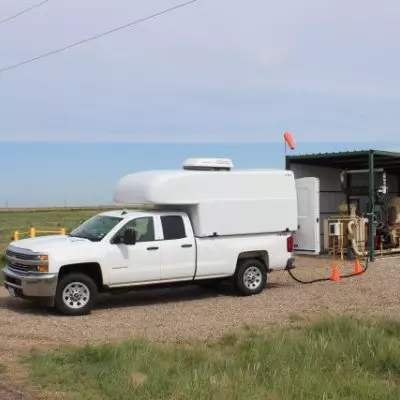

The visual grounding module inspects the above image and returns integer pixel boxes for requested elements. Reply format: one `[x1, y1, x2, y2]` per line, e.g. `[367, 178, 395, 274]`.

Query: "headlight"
[36, 254, 49, 272]
[37, 264, 49, 273]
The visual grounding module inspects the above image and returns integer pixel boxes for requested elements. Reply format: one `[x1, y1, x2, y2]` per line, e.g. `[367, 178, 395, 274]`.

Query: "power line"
[0, 0, 49, 26]
[0, 0, 201, 74]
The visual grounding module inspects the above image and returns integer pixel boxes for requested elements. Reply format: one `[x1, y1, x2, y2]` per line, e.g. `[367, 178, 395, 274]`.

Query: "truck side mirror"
[124, 227, 136, 245]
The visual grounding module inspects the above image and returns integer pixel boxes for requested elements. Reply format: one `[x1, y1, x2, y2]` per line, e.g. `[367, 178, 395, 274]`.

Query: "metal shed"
[286, 149, 400, 261]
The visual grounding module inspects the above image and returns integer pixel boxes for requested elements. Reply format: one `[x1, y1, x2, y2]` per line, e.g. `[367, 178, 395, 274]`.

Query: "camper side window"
[161, 215, 186, 240]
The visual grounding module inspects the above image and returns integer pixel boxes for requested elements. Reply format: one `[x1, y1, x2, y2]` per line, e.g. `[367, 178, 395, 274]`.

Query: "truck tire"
[54, 273, 98, 316]
[234, 259, 267, 296]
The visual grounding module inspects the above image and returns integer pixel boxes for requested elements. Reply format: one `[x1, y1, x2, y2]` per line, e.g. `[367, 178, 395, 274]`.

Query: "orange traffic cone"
[331, 264, 340, 281]
[354, 259, 362, 274]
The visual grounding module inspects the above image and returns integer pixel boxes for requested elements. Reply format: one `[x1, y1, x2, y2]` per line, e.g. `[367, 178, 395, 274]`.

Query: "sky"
[1, 0, 400, 206]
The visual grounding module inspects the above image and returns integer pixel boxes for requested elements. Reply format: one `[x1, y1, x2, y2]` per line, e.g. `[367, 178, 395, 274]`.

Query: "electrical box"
[329, 222, 340, 237]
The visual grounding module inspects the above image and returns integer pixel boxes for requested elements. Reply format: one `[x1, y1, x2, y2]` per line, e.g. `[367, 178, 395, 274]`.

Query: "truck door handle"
[147, 246, 159, 251]
[181, 244, 193, 248]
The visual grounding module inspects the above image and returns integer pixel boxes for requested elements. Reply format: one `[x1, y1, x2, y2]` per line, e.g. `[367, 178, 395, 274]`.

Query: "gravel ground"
[0, 256, 399, 399]
[0, 257, 399, 350]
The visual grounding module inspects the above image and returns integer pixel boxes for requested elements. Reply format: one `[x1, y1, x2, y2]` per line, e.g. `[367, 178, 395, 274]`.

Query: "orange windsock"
[284, 131, 295, 150]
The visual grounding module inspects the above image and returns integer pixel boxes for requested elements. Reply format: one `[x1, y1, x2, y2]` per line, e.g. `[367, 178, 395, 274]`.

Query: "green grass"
[0, 208, 111, 284]
[0, 364, 6, 374]
[0, 206, 148, 253]
[0, 209, 102, 254]
[22, 316, 400, 400]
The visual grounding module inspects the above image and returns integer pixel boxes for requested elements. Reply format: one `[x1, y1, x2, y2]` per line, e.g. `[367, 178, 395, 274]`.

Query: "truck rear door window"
[161, 216, 186, 240]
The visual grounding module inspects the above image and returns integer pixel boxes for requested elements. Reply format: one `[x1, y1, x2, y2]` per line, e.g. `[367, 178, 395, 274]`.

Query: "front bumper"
[3, 266, 58, 298]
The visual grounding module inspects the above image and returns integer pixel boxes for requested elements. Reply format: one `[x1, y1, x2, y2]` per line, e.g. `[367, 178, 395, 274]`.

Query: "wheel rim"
[62, 282, 90, 310]
[243, 266, 263, 290]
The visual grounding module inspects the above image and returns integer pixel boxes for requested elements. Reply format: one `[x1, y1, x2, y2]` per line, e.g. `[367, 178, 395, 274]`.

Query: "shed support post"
[285, 157, 290, 171]
[346, 173, 353, 258]
[368, 151, 375, 262]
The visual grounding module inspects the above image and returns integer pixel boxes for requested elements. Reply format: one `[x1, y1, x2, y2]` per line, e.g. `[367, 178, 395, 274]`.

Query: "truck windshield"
[69, 215, 123, 242]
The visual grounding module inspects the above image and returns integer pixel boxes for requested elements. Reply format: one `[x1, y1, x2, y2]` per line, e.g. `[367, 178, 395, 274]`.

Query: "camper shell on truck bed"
[114, 169, 298, 237]
[4, 158, 310, 316]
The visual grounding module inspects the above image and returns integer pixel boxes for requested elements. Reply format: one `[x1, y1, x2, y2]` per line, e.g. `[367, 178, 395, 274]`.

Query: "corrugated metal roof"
[286, 149, 400, 160]
[286, 149, 400, 171]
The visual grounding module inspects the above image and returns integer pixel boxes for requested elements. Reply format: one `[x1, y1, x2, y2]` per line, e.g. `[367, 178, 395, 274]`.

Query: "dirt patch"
[0, 383, 28, 400]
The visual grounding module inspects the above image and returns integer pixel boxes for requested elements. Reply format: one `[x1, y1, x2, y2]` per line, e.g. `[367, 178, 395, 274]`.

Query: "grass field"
[0, 208, 107, 284]
[22, 315, 400, 400]
[0, 208, 102, 255]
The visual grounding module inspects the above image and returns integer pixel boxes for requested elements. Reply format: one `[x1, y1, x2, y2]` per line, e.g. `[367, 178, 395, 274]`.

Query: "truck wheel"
[54, 273, 98, 316]
[234, 259, 267, 296]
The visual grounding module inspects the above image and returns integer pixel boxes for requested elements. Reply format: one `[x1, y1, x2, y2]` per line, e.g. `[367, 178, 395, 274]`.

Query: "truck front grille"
[5, 248, 41, 273]
[6, 249, 38, 261]
[8, 263, 31, 273]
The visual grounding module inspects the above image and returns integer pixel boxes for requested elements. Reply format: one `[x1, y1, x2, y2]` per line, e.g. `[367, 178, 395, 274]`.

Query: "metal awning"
[286, 150, 400, 173]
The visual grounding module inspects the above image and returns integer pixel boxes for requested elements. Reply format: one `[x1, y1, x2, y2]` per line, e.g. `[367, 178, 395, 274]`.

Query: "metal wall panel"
[290, 164, 344, 252]
[290, 164, 342, 191]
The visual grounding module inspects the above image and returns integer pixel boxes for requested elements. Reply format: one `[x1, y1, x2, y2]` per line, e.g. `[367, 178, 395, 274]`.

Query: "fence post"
[13, 231, 19, 241]
[60, 228, 66, 235]
[29, 227, 36, 238]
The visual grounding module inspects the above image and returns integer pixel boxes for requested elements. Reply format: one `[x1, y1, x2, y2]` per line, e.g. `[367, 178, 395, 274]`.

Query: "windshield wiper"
[68, 233, 90, 240]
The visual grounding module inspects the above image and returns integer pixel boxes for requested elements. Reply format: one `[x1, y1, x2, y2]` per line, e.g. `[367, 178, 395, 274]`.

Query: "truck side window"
[161, 215, 186, 240]
[116, 217, 155, 243]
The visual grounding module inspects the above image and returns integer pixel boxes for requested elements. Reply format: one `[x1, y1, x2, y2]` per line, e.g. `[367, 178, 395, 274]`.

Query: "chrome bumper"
[3, 266, 58, 297]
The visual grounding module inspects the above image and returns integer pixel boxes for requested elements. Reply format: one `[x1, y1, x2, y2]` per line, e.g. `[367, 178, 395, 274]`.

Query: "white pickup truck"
[3, 209, 295, 315]
[3, 158, 314, 316]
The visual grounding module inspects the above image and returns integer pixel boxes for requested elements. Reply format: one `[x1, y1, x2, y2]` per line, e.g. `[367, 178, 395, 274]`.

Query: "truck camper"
[3, 158, 319, 315]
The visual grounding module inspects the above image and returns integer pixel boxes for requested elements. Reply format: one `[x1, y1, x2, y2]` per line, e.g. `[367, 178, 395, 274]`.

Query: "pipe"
[350, 168, 384, 174]
[340, 168, 385, 188]
[348, 219, 369, 257]
[343, 168, 384, 175]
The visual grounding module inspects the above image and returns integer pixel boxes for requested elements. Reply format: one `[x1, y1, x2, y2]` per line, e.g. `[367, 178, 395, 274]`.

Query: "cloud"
[0, 131, 390, 143]
[1, 0, 400, 143]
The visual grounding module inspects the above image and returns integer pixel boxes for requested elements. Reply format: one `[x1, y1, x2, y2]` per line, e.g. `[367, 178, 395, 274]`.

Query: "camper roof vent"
[182, 158, 234, 171]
